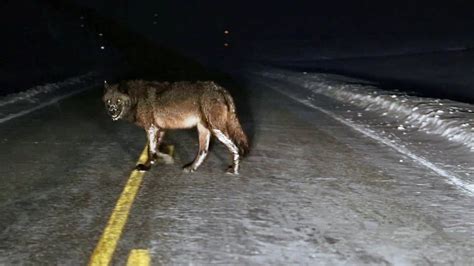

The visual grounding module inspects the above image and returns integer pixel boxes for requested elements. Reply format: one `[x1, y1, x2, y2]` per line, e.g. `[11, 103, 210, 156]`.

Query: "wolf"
[103, 80, 249, 175]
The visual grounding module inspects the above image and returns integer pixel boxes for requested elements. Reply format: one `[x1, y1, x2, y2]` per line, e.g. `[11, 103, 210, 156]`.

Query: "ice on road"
[0, 68, 474, 264]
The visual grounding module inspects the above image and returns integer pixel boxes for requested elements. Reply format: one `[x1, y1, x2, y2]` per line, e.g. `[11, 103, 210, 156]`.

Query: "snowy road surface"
[1, 68, 474, 265]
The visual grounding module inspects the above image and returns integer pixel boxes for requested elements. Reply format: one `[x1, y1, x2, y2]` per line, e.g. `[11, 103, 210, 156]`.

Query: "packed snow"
[0, 72, 102, 123]
[0, 72, 98, 108]
[255, 68, 474, 151]
[248, 65, 474, 194]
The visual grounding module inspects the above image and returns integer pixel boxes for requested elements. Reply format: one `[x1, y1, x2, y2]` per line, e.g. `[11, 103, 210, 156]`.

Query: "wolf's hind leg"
[183, 123, 211, 173]
[212, 129, 240, 175]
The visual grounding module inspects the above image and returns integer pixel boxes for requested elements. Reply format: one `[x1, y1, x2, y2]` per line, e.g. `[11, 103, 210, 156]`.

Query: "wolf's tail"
[222, 89, 249, 156]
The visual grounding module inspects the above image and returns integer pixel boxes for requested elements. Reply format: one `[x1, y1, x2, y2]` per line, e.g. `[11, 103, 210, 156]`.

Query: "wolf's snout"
[107, 104, 120, 117]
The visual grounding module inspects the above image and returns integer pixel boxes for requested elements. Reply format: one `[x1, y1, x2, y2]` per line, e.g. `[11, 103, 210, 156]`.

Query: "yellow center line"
[127, 249, 151, 266]
[88, 146, 149, 266]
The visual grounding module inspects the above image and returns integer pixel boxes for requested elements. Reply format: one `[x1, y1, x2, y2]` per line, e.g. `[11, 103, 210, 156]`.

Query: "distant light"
[98, 33, 103, 36]
[100, 46, 105, 50]
[224, 43, 229, 47]
[224, 30, 229, 35]
[153, 21, 157, 25]
[80, 24, 84, 28]
[154, 13, 158, 17]
[80, 16, 84, 20]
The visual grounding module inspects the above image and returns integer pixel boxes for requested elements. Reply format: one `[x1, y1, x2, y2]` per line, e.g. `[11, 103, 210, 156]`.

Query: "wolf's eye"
[107, 99, 111, 104]
[117, 99, 121, 103]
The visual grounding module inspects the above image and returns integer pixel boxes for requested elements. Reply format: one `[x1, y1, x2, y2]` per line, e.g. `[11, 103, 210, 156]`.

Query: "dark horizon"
[2, 0, 474, 101]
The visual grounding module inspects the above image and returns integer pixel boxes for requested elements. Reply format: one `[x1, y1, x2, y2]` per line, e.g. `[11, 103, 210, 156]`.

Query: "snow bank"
[256, 68, 474, 151]
[0, 72, 98, 108]
[0, 71, 102, 124]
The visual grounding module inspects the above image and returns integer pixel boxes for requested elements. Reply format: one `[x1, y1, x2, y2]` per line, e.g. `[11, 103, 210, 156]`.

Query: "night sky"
[3, 0, 474, 58]
[62, 0, 474, 46]
[2, 0, 474, 98]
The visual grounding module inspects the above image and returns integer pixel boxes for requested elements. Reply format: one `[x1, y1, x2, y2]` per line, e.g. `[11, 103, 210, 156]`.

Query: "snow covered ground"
[0, 72, 102, 124]
[1, 60, 474, 264]
[2, 27, 474, 262]
[2, 72, 474, 264]
[247, 65, 474, 195]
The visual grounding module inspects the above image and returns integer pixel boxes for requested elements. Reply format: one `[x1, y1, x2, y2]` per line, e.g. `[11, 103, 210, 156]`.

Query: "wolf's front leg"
[136, 125, 160, 172]
[153, 131, 174, 165]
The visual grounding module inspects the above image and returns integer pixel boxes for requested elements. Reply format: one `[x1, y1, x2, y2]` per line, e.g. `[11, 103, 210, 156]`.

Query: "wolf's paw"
[150, 154, 158, 165]
[135, 164, 151, 172]
[182, 165, 196, 173]
[226, 166, 239, 175]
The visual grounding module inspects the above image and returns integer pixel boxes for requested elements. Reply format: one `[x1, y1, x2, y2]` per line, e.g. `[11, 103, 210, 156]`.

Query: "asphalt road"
[1, 74, 474, 265]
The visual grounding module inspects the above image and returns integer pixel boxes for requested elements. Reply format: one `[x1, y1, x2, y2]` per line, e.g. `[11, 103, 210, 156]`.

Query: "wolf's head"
[103, 81, 132, 121]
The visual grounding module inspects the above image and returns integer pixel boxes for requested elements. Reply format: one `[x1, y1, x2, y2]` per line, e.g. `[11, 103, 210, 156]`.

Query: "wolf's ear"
[104, 80, 111, 93]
